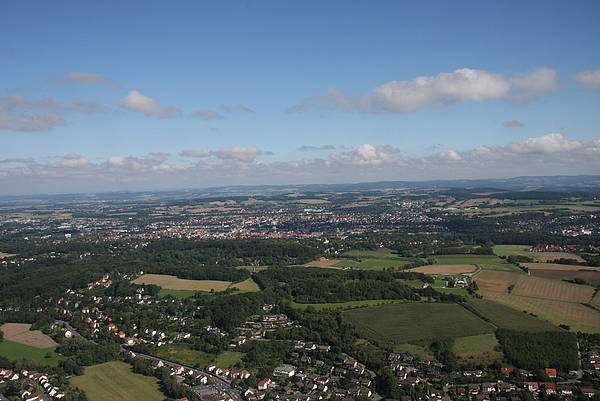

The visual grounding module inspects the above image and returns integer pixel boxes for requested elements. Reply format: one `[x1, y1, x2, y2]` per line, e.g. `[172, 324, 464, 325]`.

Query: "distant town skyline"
[2, 1, 600, 195]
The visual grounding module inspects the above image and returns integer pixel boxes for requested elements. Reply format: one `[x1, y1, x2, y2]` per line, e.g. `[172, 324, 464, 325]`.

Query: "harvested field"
[474, 271, 520, 293]
[523, 263, 597, 271]
[131, 274, 231, 292]
[483, 292, 600, 332]
[511, 275, 594, 303]
[530, 270, 600, 286]
[591, 292, 600, 308]
[0, 252, 16, 258]
[526, 252, 585, 263]
[408, 264, 477, 274]
[0, 323, 58, 348]
[304, 259, 342, 268]
[230, 278, 260, 292]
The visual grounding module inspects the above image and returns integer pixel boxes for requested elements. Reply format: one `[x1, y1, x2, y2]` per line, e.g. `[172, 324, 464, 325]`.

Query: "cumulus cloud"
[573, 69, 600, 91]
[192, 110, 224, 120]
[180, 149, 212, 158]
[0, 94, 105, 114]
[2, 134, 598, 195]
[0, 109, 65, 131]
[298, 145, 336, 151]
[503, 120, 525, 128]
[222, 104, 254, 113]
[506, 133, 582, 154]
[214, 147, 262, 162]
[510, 67, 561, 102]
[288, 67, 564, 114]
[118, 90, 181, 117]
[49, 72, 121, 90]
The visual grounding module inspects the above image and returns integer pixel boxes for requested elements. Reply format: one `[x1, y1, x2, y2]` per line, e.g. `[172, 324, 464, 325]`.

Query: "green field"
[335, 248, 421, 270]
[433, 254, 507, 265]
[342, 303, 494, 345]
[71, 361, 165, 401]
[392, 343, 434, 360]
[290, 299, 408, 310]
[214, 351, 244, 368]
[153, 343, 213, 367]
[466, 299, 560, 332]
[0, 340, 66, 367]
[453, 334, 503, 367]
[493, 245, 530, 257]
[158, 288, 197, 298]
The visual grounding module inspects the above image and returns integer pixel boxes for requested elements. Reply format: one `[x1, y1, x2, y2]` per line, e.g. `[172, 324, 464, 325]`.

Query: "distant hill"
[1, 175, 600, 204]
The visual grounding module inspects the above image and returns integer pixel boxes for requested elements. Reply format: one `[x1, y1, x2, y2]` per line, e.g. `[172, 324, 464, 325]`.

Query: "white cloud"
[0, 109, 65, 131]
[573, 69, 600, 91]
[118, 90, 181, 117]
[52, 153, 88, 168]
[437, 149, 463, 162]
[192, 110, 224, 120]
[289, 67, 564, 114]
[506, 133, 582, 154]
[510, 67, 560, 102]
[49, 72, 121, 90]
[222, 104, 254, 113]
[298, 145, 336, 152]
[214, 147, 262, 162]
[0, 94, 105, 114]
[180, 149, 212, 158]
[503, 120, 525, 128]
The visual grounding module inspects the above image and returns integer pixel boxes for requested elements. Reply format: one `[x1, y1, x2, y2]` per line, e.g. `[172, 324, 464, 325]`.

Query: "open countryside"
[132, 274, 232, 292]
[70, 361, 165, 401]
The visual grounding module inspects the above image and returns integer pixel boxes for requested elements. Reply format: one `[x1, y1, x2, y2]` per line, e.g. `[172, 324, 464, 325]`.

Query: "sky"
[1, 0, 600, 195]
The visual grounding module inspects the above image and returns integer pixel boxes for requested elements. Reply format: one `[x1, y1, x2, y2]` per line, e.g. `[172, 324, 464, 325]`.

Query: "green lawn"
[466, 299, 560, 332]
[433, 254, 507, 265]
[453, 334, 503, 367]
[158, 288, 197, 298]
[153, 343, 213, 368]
[214, 351, 244, 368]
[342, 303, 494, 345]
[71, 361, 165, 401]
[290, 299, 408, 310]
[0, 340, 66, 367]
[492, 245, 530, 257]
[335, 248, 422, 271]
[392, 343, 434, 360]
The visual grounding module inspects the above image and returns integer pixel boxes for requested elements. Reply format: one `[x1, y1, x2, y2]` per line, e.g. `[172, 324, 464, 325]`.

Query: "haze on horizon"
[1, 1, 600, 195]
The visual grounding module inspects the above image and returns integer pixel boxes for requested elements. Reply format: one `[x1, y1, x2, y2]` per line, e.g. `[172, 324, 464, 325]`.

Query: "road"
[131, 351, 243, 401]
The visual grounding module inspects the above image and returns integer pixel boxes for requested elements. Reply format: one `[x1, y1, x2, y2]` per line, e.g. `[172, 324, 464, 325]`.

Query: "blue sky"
[1, 1, 600, 194]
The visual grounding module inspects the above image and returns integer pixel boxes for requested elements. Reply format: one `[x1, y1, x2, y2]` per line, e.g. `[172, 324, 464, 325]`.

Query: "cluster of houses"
[206, 364, 251, 381]
[0, 369, 65, 400]
[243, 352, 374, 401]
[235, 313, 296, 338]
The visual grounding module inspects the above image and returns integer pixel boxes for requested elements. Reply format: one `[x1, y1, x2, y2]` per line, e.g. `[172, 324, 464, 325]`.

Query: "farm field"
[492, 245, 529, 257]
[342, 303, 494, 345]
[0, 252, 15, 258]
[304, 259, 342, 268]
[214, 351, 244, 368]
[465, 299, 559, 332]
[132, 274, 231, 292]
[408, 264, 476, 274]
[392, 343, 434, 360]
[591, 292, 600, 308]
[333, 258, 412, 270]
[523, 263, 597, 271]
[0, 323, 58, 348]
[526, 252, 585, 263]
[510, 275, 595, 303]
[290, 299, 408, 310]
[70, 361, 165, 401]
[483, 292, 600, 332]
[235, 265, 269, 272]
[529, 270, 600, 286]
[153, 343, 213, 367]
[452, 334, 503, 367]
[0, 340, 66, 367]
[474, 271, 520, 293]
[230, 278, 261, 292]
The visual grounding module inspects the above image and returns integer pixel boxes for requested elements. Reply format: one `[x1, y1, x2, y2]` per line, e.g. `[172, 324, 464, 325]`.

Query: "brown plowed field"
[0, 323, 58, 348]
